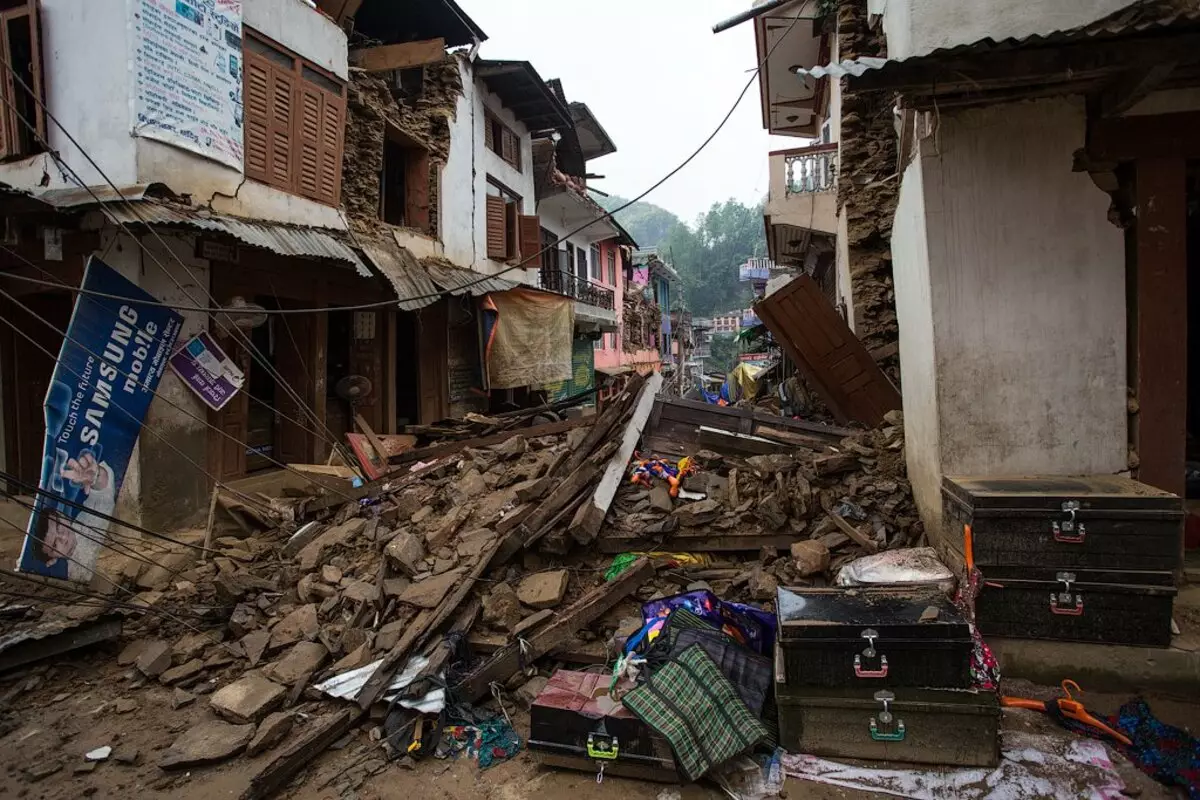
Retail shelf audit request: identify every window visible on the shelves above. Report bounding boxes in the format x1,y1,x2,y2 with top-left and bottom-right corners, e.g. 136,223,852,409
486,177,540,266
243,30,345,205
0,1,44,159
484,110,521,172
381,131,431,233
589,245,601,282
540,227,559,271
606,249,616,285
593,335,603,351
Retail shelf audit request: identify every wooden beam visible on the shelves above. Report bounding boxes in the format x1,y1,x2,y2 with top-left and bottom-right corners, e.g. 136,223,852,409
349,38,445,72
598,532,801,553
391,416,589,465
452,558,655,703
240,707,364,800
1096,63,1176,118
1132,158,1187,498
569,372,663,545
1090,111,1200,161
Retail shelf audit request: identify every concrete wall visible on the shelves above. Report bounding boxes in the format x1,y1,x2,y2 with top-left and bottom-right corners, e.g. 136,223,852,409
766,151,838,234
882,0,1137,59
893,97,1128,537
245,0,348,80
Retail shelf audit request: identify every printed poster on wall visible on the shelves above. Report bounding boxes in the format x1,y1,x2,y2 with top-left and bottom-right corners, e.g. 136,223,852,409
18,257,183,584
130,0,244,170
169,330,244,411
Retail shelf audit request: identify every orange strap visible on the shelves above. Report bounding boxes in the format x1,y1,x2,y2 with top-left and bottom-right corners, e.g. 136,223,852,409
963,523,975,572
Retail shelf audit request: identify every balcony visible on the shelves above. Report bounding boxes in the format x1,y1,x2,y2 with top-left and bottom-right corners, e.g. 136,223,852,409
539,269,615,311
765,143,838,266
786,147,836,195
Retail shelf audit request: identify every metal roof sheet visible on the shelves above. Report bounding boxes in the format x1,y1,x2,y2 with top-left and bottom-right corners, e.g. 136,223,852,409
358,241,440,311
100,200,372,277
423,260,519,295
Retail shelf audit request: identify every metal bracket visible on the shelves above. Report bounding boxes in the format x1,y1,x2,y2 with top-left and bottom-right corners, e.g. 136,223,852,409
1051,500,1086,543
1050,570,1084,616
869,690,906,742
854,628,889,678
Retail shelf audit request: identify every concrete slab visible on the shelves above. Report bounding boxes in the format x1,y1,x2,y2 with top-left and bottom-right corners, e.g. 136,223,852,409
990,637,1200,694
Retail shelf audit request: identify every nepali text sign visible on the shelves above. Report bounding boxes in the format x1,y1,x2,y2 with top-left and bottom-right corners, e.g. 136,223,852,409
19,258,183,583
130,0,244,169
170,330,244,410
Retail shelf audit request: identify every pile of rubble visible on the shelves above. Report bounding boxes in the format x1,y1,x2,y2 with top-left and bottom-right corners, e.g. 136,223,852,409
10,377,920,797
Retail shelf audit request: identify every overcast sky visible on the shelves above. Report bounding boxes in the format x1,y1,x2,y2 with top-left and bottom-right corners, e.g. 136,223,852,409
464,0,801,224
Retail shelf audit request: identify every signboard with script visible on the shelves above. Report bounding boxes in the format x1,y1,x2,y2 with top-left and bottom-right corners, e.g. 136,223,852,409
19,257,183,584
169,330,245,411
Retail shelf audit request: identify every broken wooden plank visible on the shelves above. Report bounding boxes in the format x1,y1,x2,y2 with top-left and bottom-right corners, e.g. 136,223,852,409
697,425,794,456
652,395,852,440
349,38,445,71
467,634,610,666
814,452,860,476
287,464,360,479
521,461,600,547
561,372,647,474
392,416,589,465
405,596,481,700
240,707,364,800
598,531,802,554
569,372,663,544
826,512,879,553
453,558,656,703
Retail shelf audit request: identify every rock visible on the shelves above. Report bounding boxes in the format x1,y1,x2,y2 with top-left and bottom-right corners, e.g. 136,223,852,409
329,642,372,673
85,746,112,761
117,639,149,666
241,630,271,667
246,712,294,757
382,577,410,598
384,531,427,577
114,698,139,714
135,640,172,677
159,720,255,770
515,675,549,706
171,688,196,710
172,631,219,662
644,517,679,535
791,540,831,577
426,506,470,550
432,556,457,575
456,528,496,559
136,551,195,591
749,568,778,602
297,573,333,603
455,469,487,501
517,570,569,610
756,493,789,530
512,609,554,638
269,604,319,649
73,761,96,774
342,579,380,604
814,453,860,476
210,674,286,724
648,485,673,512
228,603,260,638
818,532,851,550
113,747,140,765
395,569,464,609
918,606,940,624
264,642,328,686
480,581,520,630
411,505,434,525
492,435,528,460
295,519,365,571
25,761,62,781
321,565,343,584
746,454,796,474
673,499,722,527
160,658,205,685
375,620,406,652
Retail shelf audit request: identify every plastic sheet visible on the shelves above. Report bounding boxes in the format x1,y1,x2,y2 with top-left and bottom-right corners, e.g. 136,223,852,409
835,546,956,594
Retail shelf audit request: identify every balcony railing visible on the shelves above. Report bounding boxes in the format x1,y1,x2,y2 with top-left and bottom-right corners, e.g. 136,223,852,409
539,269,615,311
786,144,837,195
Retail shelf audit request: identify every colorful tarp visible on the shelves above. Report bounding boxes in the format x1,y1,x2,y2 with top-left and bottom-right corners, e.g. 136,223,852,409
480,289,573,389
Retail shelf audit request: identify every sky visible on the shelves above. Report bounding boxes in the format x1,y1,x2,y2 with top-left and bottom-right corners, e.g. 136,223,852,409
463,0,801,223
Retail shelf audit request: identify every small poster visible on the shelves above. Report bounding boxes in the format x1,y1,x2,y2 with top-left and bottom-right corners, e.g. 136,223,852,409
169,331,245,410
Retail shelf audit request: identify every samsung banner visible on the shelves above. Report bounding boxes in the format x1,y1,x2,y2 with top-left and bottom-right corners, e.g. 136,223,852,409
130,0,244,169
18,257,183,583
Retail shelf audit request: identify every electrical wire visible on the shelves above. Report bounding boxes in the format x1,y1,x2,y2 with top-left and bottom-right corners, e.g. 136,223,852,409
0,16,801,315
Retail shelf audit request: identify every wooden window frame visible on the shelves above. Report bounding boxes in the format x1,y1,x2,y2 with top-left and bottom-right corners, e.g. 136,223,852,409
243,29,346,206
0,1,44,160
485,176,539,266
484,109,522,172
380,129,432,234
607,249,617,285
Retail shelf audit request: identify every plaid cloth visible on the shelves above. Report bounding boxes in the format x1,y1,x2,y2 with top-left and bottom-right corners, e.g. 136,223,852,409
624,644,770,781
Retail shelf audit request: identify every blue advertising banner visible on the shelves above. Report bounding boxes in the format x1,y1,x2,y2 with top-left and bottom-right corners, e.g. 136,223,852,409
18,257,183,583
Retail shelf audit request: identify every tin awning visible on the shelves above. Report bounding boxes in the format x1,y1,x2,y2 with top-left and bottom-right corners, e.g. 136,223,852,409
358,241,441,311
423,260,519,295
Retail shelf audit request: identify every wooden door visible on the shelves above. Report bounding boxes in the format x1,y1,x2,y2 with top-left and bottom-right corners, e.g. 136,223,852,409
348,310,383,432
755,275,900,427
274,313,315,465
417,299,449,423
208,331,251,481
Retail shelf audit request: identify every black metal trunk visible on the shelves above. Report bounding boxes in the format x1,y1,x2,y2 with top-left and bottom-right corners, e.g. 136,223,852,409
974,567,1176,647
776,586,973,689
775,682,1001,768
942,475,1182,571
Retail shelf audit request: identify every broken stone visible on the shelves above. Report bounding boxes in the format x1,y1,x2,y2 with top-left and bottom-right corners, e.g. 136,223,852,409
746,454,796,474
375,620,406,652
382,577,410,597
136,551,195,591
269,604,319,650
384,531,426,577
295,519,365,571
512,609,554,638
117,639,149,666
328,642,372,673
749,568,778,602
515,675,549,707
791,540,831,577
264,642,328,686
159,658,205,686
171,688,196,710
113,747,140,765
172,631,219,663
246,712,294,757
73,761,96,774
814,453,860,476
432,556,457,575
411,505,434,525
395,569,464,609
241,630,271,667
673,499,722,527
756,493,789,530
425,506,470,550
644,517,679,535
648,485,673,512
492,434,528,460
480,582,521,631
456,528,496,559
114,698,139,714
455,469,487,501
159,720,255,770
321,565,343,584
210,673,286,724
85,746,112,762
342,579,380,604
25,761,62,782
517,570,569,610
918,606,940,624
228,603,260,638
135,640,172,678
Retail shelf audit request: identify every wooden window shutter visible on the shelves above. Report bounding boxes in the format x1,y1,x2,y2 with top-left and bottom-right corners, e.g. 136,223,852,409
505,200,519,262
486,194,507,259
484,114,495,152
518,215,541,269
500,128,518,170
404,148,431,234
318,91,345,204
293,83,343,205
243,50,295,191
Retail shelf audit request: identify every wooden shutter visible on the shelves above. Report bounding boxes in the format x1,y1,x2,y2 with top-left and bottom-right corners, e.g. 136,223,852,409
293,82,344,206
505,200,519,262
404,148,431,234
484,114,495,152
486,195,507,259
500,128,519,171
0,3,45,158
243,49,295,191
518,215,541,269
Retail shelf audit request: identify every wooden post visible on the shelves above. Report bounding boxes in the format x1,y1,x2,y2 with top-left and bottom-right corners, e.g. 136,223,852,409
201,487,219,563
1133,158,1187,497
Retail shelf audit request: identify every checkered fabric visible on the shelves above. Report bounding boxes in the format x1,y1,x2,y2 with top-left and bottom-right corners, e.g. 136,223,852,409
623,644,770,781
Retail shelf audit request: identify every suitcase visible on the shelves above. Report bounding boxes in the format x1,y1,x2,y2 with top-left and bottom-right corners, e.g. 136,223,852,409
776,586,973,689
942,475,1182,572
975,567,1176,647
527,669,679,782
775,675,1001,767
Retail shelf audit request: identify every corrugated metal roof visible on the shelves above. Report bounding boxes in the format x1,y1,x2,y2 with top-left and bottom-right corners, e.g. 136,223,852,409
101,200,372,277
359,241,440,311
423,260,519,295
36,183,173,208
794,0,1200,83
